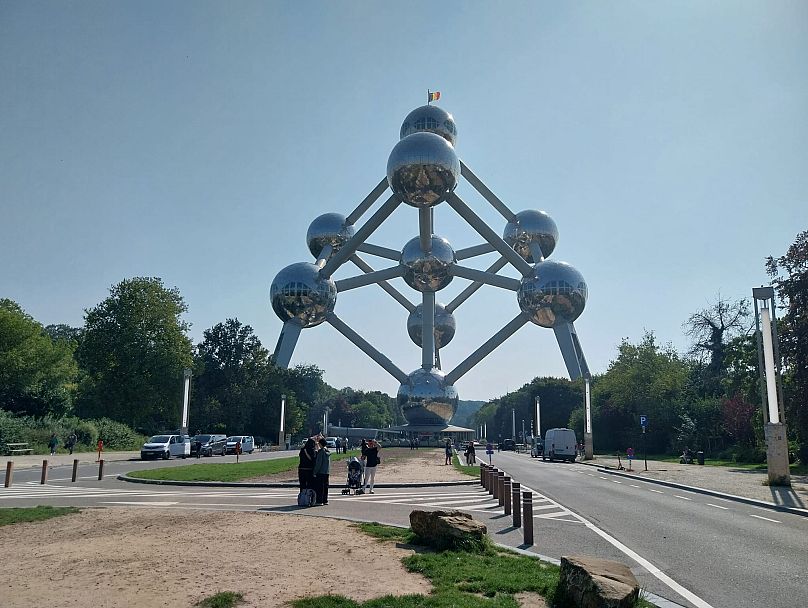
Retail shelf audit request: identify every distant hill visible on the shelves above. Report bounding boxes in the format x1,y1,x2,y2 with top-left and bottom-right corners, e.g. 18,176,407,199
451,399,487,428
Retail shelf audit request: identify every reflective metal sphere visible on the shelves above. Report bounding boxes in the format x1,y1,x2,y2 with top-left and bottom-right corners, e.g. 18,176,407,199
503,210,559,262
387,132,460,208
400,105,457,147
407,303,456,348
517,260,587,328
270,262,337,328
400,235,456,292
306,213,355,259
397,368,459,426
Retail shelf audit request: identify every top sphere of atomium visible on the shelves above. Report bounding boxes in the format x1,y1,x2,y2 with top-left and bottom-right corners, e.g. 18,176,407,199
387,132,460,208
400,105,457,147
270,262,337,328
503,210,559,263
407,302,456,348
517,260,587,328
400,235,456,292
397,368,459,426
306,213,355,259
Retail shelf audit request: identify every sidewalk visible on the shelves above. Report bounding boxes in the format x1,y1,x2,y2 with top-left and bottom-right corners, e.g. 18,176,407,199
582,454,808,511
2,451,140,469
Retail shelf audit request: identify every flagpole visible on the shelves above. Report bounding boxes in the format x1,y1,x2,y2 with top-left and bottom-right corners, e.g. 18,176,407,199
427,89,431,105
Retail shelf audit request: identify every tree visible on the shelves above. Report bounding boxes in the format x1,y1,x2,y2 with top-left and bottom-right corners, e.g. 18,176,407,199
684,296,750,396
0,299,78,416
75,278,193,431
766,230,808,463
44,324,83,345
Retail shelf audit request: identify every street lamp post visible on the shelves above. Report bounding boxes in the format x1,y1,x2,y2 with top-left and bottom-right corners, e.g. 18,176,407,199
753,287,790,486
584,376,593,460
180,368,192,436
278,394,286,450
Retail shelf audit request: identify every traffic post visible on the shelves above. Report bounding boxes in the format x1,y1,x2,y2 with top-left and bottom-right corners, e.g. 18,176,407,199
497,472,505,506
72,459,79,482
97,459,105,480
503,476,512,515
512,481,521,528
40,460,48,485
5,461,13,488
522,491,534,545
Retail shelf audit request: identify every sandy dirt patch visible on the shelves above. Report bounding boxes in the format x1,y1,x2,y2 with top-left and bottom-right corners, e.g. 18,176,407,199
247,448,471,484
0,508,431,608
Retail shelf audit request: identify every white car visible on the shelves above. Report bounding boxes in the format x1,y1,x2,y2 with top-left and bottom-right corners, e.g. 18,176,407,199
141,434,190,460
325,437,338,449
224,435,255,454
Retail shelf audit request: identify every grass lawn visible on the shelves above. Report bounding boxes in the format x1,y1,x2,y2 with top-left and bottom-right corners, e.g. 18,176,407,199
0,506,79,526
453,454,481,477
291,523,657,608
195,591,244,608
128,449,362,482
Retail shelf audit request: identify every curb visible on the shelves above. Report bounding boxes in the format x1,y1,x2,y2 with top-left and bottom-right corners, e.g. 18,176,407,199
594,467,808,518
117,474,479,489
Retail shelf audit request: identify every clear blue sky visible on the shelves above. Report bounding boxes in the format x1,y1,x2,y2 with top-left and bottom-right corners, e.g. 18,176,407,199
2,1,806,401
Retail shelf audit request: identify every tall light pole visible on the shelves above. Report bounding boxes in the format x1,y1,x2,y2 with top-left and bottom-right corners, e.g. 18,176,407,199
511,408,516,439
278,394,286,450
753,287,790,486
584,376,593,460
534,396,541,441
521,419,526,444
180,368,192,436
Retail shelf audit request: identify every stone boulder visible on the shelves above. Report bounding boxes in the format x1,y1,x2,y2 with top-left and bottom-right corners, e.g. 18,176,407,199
409,509,487,551
556,555,639,608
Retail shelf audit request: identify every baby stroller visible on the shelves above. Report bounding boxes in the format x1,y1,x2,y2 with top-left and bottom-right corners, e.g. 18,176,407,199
341,457,365,495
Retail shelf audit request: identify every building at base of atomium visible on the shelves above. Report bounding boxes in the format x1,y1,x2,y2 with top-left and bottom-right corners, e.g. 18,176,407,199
270,103,592,445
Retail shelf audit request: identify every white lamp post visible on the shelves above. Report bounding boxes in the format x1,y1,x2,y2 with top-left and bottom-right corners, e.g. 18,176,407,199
584,376,593,460
278,394,286,449
180,368,192,435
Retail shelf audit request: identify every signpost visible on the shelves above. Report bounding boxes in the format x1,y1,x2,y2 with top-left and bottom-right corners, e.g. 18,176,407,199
486,442,494,464
640,414,648,471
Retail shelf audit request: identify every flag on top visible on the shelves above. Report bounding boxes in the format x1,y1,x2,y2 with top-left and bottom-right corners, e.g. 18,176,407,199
428,90,441,103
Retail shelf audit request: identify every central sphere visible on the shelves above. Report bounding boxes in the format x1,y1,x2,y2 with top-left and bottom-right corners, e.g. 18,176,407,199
387,132,460,208
503,210,559,262
407,303,456,348
400,235,456,292
400,105,457,147
270,262,337,328
397,368,459,426
306,213,354,260
517,260,587,328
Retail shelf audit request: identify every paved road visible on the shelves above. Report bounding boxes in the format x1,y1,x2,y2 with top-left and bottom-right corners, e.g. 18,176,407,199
4,452,806,607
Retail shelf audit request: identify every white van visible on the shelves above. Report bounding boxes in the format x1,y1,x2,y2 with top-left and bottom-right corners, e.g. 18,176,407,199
224,435,255,454
141,434,190,460
542,428,577,462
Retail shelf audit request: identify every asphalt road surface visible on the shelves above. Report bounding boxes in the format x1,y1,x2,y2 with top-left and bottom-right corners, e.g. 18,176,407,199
3,451,806,608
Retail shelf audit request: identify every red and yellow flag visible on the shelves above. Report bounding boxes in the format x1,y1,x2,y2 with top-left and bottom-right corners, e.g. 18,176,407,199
428,91,441,103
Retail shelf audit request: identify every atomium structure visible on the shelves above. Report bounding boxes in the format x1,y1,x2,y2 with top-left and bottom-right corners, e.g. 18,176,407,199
270,104,590,431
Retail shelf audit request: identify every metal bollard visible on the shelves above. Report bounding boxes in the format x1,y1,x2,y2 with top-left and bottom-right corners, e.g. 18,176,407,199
41,460,48,484
483,465,489,490
512,482,521,528
522,491,534,545
4,461,13,488
498,472,505,507
504,476,511,515
492,469,499,499
488,468,495,494
72,459,79,482
97,459,105,480
480,463,486,487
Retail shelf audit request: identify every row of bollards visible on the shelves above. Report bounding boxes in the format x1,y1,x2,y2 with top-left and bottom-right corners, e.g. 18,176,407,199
3,459,104,488
480,462,533,545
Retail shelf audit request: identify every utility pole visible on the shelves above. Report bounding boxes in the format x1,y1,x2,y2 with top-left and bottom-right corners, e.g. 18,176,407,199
511,408,516,439
278,394,286,449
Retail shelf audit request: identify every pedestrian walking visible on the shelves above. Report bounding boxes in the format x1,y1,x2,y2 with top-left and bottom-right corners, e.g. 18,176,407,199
312,437,331,505
48,433,58,456
298,438,316,490
363,439,380,493
66,432,77,455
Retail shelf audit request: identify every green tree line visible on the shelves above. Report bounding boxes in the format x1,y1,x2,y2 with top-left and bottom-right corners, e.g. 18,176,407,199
474,230,808,464
1,277,399,450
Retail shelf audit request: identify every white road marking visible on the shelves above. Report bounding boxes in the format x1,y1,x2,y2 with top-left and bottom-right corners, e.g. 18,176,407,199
612,480,622,484
630,485,641,488
599,476,608,480
650,489,664,494
102,501,178,505
707,504,729,510
674,495,692,501
587,473,595,477
749,514,780,523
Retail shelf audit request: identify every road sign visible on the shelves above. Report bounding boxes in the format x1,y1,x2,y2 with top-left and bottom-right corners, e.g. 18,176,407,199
640,415,648,428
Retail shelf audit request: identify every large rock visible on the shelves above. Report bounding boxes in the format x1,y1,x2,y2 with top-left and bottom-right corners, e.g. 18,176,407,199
409,509,487,551
556,555,639,608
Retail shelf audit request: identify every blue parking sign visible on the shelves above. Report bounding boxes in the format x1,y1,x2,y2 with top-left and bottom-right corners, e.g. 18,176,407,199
640,415,648,428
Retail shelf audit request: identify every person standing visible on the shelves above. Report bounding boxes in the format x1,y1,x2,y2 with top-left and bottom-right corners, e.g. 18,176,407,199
48,433,58,456
312,437,331,505
298,438,316,490
444,440,452,465
465,442,476,465
341,437,348,454
363,439,380,493
66,432,77,455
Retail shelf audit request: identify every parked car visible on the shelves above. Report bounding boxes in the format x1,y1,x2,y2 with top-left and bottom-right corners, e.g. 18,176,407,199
141,434,190,460
192,434,227,457
500,438,517,451
542,428,577,462
224,435,255,454
325,437,338,449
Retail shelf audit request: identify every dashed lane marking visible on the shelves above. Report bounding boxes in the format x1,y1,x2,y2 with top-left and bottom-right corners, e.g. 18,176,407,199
649,489,664,494
674,495,692,501
749,514,780,523
707,503,729,510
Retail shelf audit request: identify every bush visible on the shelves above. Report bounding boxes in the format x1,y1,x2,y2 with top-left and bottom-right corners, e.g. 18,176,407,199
717,445,766,464
93,418,146,450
